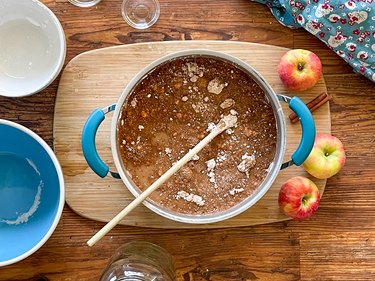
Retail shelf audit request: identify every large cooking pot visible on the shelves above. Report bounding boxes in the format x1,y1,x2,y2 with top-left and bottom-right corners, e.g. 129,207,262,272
81,49,315,224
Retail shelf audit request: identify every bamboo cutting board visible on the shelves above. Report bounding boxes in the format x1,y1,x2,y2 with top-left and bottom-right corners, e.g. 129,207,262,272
54,41,330,228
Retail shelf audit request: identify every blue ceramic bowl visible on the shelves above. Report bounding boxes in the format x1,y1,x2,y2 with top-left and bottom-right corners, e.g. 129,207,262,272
0,120,64,266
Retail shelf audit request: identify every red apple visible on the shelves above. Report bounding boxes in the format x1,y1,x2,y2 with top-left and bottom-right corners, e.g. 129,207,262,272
278,49,322,91
303,133,346,179
278,176,320,220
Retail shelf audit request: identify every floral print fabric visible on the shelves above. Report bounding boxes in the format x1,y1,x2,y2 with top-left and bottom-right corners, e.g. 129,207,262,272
254,0,375,82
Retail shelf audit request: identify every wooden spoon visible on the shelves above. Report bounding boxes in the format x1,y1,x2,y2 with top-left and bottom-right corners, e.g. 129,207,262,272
87,114,237,247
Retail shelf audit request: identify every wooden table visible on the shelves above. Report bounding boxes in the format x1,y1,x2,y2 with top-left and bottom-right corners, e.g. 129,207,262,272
1,0,374,280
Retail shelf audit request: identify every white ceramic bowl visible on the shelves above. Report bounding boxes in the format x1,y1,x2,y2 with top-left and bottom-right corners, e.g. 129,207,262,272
0,0,66,97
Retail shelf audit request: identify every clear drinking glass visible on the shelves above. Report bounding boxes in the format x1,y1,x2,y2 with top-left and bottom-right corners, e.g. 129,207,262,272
68,0,102,8
100,241,176,281
121,0,160,29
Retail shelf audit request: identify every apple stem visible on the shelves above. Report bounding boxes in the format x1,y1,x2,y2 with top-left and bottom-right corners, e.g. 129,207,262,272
298,62,305,71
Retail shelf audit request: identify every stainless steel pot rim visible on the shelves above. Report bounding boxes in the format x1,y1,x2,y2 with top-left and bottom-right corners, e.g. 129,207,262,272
111,49,287,224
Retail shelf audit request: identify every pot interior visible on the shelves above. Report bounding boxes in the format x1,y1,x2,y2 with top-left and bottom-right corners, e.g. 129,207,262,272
114,51,285,223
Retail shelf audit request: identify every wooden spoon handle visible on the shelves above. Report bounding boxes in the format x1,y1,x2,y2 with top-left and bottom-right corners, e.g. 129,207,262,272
87,117,233,247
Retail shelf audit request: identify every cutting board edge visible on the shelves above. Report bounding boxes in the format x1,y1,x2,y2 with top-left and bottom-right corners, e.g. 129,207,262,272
65,199,293,229
63,40,292,63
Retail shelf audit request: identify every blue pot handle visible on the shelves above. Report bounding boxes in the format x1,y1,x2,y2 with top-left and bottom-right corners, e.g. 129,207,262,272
278,95,316,169
81,104,120,178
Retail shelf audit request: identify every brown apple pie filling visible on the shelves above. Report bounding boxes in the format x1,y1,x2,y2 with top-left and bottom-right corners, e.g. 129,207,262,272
117,55,277,215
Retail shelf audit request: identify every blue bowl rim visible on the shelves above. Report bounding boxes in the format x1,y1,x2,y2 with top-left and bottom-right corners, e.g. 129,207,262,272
0,119,65,267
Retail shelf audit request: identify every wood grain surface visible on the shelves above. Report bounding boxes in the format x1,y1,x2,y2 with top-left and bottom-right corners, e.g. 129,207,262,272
0,0,374,280
54,41,329,228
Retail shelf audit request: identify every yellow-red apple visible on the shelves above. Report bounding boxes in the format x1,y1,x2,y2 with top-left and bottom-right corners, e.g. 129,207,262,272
278,49,322,91
278,176,320,220
303,133,346,179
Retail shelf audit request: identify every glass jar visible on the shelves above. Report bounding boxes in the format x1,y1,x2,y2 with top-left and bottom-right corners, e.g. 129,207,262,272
121,0,160,29
100,241,176,281
68,0,102,8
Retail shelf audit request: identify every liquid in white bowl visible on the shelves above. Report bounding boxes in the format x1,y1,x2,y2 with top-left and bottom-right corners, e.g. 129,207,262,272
0,18,52,85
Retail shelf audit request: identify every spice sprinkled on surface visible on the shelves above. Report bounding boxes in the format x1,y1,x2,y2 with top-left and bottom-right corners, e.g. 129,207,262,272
207,78,227,95
237,153,256,177
176,190,205,206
